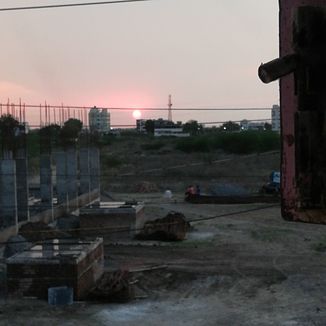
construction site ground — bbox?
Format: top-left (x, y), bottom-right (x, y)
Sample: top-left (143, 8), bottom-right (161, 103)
top-left (0, 192), bottom-right (325, 325)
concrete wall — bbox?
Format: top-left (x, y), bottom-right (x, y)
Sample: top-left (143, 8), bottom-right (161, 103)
top-left (79, 147), bottom-right (90, 195)
top-left (0, 142), bottom-right (101, 244)
top-left (0, 189), bottom-right (100, 244)
top-left (80, 205), bottom-right (144, 241)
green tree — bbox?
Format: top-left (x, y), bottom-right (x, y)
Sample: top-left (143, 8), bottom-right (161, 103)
top-left (60, 118), bottom-right (83, 146)
top-left (220, 121), bottom-right (241, 132)
top-left (40, 124), bottom-right (61, 151)
top-left (264, 122), bottom-right (272, 131)
top-left (145, 120), bottom-right (155, 134)
top-left (183, 120), bottom-right (203, 135)
top-left (0, 114), bottom-right (20, 154)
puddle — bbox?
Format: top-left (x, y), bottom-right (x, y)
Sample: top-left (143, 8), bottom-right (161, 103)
top-left (94, 300), bottom-right (208, 325)
top-left (95, 302), bottom-right (153, 323)
top-left (187, 231), bottom-right (215, 241)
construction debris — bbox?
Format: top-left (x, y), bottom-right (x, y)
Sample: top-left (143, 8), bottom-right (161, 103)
top-left (129, 265), bottom-right (168, 273)
top-left (18, 222), bottom-right (68, 242)
top-left (135, 181), bottom-right (159, 193)
top-left (136, 211), bottom-right (190, 241)
top-left (89, 270), bottom-right (135, 303)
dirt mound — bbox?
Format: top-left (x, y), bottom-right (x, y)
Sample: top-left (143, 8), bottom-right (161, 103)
top-left (137, 211), bottom-right (190, 241)
top-left (19, 222), bottom-right (68, 242)
top-left (56, 215), bottom-right (80, 237)
top-left (135, 181), bottom-right (159, 193)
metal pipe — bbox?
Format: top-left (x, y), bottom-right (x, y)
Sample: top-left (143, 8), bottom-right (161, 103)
top-left (258, 54), bottom-right (299, 83)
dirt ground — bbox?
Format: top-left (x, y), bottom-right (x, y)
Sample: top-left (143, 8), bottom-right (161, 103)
top-left (100, 138), bottom-right (280, 193)
top-left (0, 192), bottom-right (325, 325)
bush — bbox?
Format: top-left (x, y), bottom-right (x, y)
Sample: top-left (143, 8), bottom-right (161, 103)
top-left (141, 141), bottom-right (165, 151)
top-left (175, 131), bottom-right (280, 154)
top-left (27, 131), bottom-right (40, 158)
top-left (175, 136), bottom-right (211, 153)
top-left (103, 155), bottom-right (122, 168)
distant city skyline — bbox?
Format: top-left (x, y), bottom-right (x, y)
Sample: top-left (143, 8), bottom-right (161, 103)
top-left (0, 0), bottom-right (279, 126)
top-left (0, 100), bottom-right (276, 129)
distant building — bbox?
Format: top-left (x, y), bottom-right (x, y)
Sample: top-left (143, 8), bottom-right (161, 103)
top-left (240, 120), bottom-right (265, 131)
top-left (154, 119), bottom-right (177, 129)
top-left (271, 105), bottom-right (280, 132)
top-left (154, 128), bottom-right (190, 137)
top-left (136, 119), bottom-right (147, 133)
top-left (136, 118), bottom-right (182, 133)
top-left (88, 106), bottom-right (110, 133)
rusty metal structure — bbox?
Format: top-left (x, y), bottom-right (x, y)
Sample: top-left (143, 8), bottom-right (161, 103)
top-left (260, 0), bottom-right (326, 224)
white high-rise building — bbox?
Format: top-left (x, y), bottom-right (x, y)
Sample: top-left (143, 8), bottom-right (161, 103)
top-left (271, 105), bottom-right (280, 132)
top-left (89, 106), bottom-right (111, 133)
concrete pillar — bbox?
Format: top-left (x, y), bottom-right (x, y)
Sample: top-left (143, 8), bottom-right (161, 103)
top-left (55, 151), bottom-right (67, 205)
top-left (40, 154), bottom-right (53, 209)
top-left (0, 159), bottom-right (18, 228)
top-left (15, 148), bottom-right (29, 222)
top-left (89, 147), bottom-right (100, 191)
top-left (40, 127), bottom-right (54, 214)
top-left (79, 147), bottom-right (90, 195)
top-left (66, 147), bottom-right (78, 207)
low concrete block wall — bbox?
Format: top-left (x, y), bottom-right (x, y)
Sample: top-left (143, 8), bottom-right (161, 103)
top-left (7, 238), bottom-right (104, 300)
top-left (80, 203), bottom-right (144, 241)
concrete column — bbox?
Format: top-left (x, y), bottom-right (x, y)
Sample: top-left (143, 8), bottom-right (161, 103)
top-left (40, 154), bottom-right (53, 209)
top-left (79, 147), bottom-right (90, 195)
top-left (0, 159), bottom-right (18, 228)
top-left (15, 148), bottom-right (29, 222)
top-left (55, 151), bottom-right (67, 205)
top-left (66, 147), bottom-right (78, 207)
top-left (89, 147), bottom-right (100, 191)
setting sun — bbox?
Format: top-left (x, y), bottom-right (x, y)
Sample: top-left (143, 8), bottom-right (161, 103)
top-left (132, 110), bottom-right (142, 119)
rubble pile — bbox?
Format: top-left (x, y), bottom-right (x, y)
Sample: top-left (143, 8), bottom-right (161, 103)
top-left (89, 270), bottom-right (135, 302)
top-left (137, 211), bottom-right (190, 241)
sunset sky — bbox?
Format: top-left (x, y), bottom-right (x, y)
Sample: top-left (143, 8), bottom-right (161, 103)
top-left (0, 0), bottom-right (279, 126)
